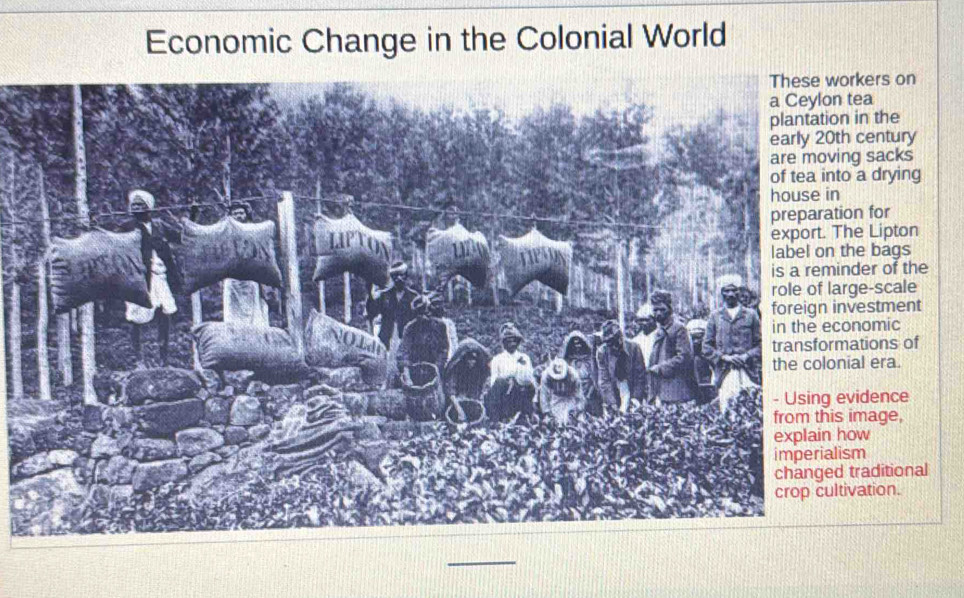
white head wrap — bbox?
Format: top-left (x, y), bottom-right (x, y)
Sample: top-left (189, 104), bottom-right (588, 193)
top-left (128, 189), bottom-right (156, 211)
top-left (716, 274), bottom-right (743, 292)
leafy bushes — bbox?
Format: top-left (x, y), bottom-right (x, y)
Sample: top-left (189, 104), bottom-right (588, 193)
top-left (79, 390), bottom-right (762, 534)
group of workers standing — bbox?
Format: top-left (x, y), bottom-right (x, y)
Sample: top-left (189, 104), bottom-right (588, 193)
top-left (367, 256), bottom-right (763, 425)
top-left (115, 188), bottom-right (762, 426)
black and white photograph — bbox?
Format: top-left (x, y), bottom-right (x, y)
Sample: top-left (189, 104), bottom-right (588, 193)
top-left (1, 77), bottom-right (761, 537)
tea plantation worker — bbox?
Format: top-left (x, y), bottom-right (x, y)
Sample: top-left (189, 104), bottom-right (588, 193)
top-left (366, 259), bottom-right (419, 350)
top-left (595, 319), bottom-right (647, 413)
top-left (538, 358), bottom-right (586, 424)
top-left (647, 290), bottom-right (700, 405)
top-left (396, 292), bottom-right (451, 382)
top-left (442, 338), bottom-right (491, 423)
top-left (686, 319), bottom-right (717, 405)
top-left (632, 302), bottom-right (659, 365)
top-left (703, 274), bottom-right (762, 412)
top-left (561, 331), bottom-right (602, 416)
top-left (428, 293), bottom-right (459, 361)
top-left (740, 285), bottom-right (762, 320)
top-left (484, 322), bottom-right (537, 422)
top-left (124, 189), bottom-right (183, 366)
top-left (222, 200), bottom-right (275, 326)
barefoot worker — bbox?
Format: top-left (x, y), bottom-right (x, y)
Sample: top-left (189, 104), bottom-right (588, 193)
top-left (703, 275), bottom-right (762, 411)
top-left (485, 322), bottom-right (537, 422)
top-left (124, 189), bottom-right (183, 366)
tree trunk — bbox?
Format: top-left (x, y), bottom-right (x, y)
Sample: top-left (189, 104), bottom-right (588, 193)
top-left (73, 84), bottom-right (97, 406)
top-left (278, 192), bottom-right (304, 355)
top-left (4, 160), bottom-right (23, 401)
top-left (36, 167), bottom-right (52, 400)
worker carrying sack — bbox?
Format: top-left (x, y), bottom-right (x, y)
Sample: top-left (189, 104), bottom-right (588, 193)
top-left (312, 213), bottom-right (393, 286)
top-left (499, 228), bottom-right (573, 297)
top-left (193, 321), bottom-right (306, 378)
top-left (49, 228), bottom-right (151, 314)
top-left (304, 310), bottom-right (389, 387)
top-left (425, 223), bottom-right (490, 288)
top-left (177, 217), bottom-right (284, 294)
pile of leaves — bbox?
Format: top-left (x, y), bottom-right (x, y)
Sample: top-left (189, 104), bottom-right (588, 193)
top-left (79, 390), bottom-right (762, 534)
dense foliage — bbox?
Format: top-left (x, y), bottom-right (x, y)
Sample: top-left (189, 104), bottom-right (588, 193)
top-left (78, 390), bottom-right (762, 534)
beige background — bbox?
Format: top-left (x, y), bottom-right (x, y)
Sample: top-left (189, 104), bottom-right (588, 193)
top-left (0, 0), bottom-right (961, 595)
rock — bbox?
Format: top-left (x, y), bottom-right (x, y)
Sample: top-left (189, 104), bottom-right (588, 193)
top-left (246, 381), bottom-right (271, 396)
top-left (8, 422), bottom-right (38, 462)
top-left (73, 456), bottom-right (96, 485)
top-left (82, 404), bottom-right (106, 432)
top-left (268, 383), bottom-right (303, 401)
top-left (263, 384), bottom-right (304, 420)
top-left (90, 432), bottom-right (133, 459)
top-left (125, 367), bottom-right (202, 405)
top-left (196, 389), bottom-right (211, 401)
top-left (11, 450), bottom-right (79, 481)
top-left (215, 445), bottom-right (240, 459)
top-left (96, 455), bottom-right (137, 485)
top-left (126, 438), bottom-right (177, 461)
top-left (326, 366), bottom-right (366, 390)
top-left (188, 452), bottom-right (222, 474)
top-left (417, 421), bottom-right (445, 436)
top-left (248, 424), bottom-right (271, 441)
top-left (355, 421), bottom-right (382, 441)
top-left (219, 385), bottom-right (236, 398)
top-left (347, 461), bottom-right (384, 491)
top-left (379, 420), bottom-right (417, 440)
top-left (224, 426), bottom-right (249, 445)
top-left (9, 468), bottom-right (86, 536)
top-left (132, 459), bottom-right (189, 493)
top-left (204, 397), bottom-right (232, 425)
top-left (102, 406), bottom-right (134, 432)
top-left (224, 370), bottom-right (255, 389)
top-left (304, 384), bottom-right (340, 399)
top-left (110, 485), bottom-right (135, 504)
top-left (94, 370), bottom-right (123, 403)
top-left (337, 393), bottom-right (369, 417)
top-left (230, 395), bottom-right (262, 426)
top-left (186, 446), bottom-right (279, 504)
top-left (87, 484), bottom-right (111, 510)
top-left (199, 369), bottom-right (221, 391)
top-left (365, 389), bottom-right (408, 420)
top-left (132, 399), bottom-right (204, 437)
top-left (176, 428), bottom-right (225, 457)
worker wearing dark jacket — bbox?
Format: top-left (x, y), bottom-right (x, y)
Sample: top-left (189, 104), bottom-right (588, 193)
top-left (648, 290), bottom-right (700, 404)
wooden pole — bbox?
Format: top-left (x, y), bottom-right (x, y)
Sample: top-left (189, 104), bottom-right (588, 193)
top-left (342, 271), bottom-right (351, 323)
top-left (4, 160), bottom-right (23, 401)
top-left (57, 314), bottom-right (72, 386)
top-left (605, 276), bottom-right (612, 313)
top-left (615, 241), bottom-right (625, 332)
top-left (278, 191), bottom-right (304, 355)
top-left (36, 167), bottom-right (51, 400)
top-left (73, 84), bottom-right (96, 405)
top-left (191, 292), bottom-right (203, 370)
top-left (315, 186), bottom-right (326, 315)
top-left (490, 241), bottom-right (500, 307)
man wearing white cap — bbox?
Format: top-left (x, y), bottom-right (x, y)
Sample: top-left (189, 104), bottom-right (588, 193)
top-left (484, 322), bottom-right (537, 421)
top-left (125, 189), bottom-right (183, 365)
top-left (703, 274), bottom-right (762, 411)
top-left (632, 302), bottom-right (659, 373)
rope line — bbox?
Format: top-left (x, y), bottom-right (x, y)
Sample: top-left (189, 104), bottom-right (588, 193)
top-left (0, 192), bottom-right (730, 235)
